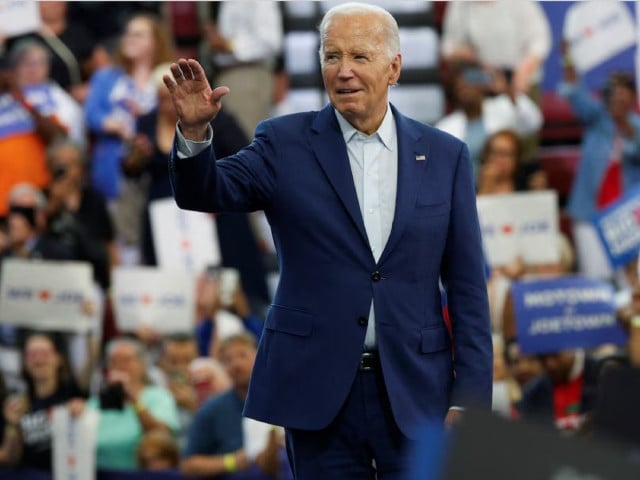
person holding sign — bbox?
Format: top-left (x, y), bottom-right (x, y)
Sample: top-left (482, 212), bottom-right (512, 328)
top-left (560, 50), bottom-right (640, 280)
top-left (165, 3), bottom-right (492, 477)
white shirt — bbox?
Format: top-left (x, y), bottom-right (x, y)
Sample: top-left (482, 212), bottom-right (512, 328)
top-left (215, 1), bottom-right (283, 67)
top-left (334, 107), bottom-right (398, 349)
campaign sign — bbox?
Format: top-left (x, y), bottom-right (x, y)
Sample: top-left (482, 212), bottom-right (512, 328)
top-left (0, 260), bottom-right (94, 332)
top-left (511, 276), bottom-right (627, 355)
top-left (52, 406), bottom-right (98, 480)
top-left (563, 0), bottom-right (636, 73)
top-left (476, 191), bottom-right (559, 267)
top-left (0, 0), bottom-right (40, 37)
top-left (150, 197), bottom-right (221, 273)
top-left (594, 184), bottom-right (640, 269)
top-left (113, 267), bottom-right (195, 333)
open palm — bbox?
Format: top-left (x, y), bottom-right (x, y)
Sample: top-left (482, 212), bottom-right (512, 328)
top-left (163, 58), bottom-right (229, 140)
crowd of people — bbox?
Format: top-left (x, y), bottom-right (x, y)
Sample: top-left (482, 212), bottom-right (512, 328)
top-left (0, 0), bottom-right (638, 477)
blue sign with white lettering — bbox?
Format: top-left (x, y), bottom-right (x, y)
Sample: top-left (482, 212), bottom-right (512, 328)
top-left (512, 276), bottom-right (627, 354)
top-left (593, 184), bottom-right (640, 269)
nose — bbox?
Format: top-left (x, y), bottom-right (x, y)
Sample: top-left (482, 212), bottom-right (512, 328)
top-left (336, 58), bottom-right (354, 78)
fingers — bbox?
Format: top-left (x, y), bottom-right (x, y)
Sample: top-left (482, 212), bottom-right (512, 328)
top-left (211, 86), bottom-right (231, 105)
top-left (187, 59), bottom-right (208, 82)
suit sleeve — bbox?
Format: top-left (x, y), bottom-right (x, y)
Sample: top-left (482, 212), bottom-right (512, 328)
top-left (440, 143), bottom-right (493, 410)
top-left (169, 120), bottom-right (278, 213)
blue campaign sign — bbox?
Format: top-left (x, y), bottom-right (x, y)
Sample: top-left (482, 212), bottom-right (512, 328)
top-left (511, 276), bottom-right (627, 354)
top-left (593, 183), bottom-right (640, 269)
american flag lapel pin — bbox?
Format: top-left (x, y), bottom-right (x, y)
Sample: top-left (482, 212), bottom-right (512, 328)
top-left (415, 154), bottom-right (426, 161)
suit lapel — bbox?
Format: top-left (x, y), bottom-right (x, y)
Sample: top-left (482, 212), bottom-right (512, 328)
top-left (309, 105), bottom-right (369, 247)
top-left (379, 106), bottom-right (429, 265)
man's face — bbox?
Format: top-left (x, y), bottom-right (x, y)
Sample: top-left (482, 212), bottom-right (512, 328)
top-left (220, 341), bottom-right (256, 391)
top-left (7, 193), bottom-right (40, 247)
top-left (321, 12), bottom-right (401, 134)
top-left (540, 351), bottom-right (575, 385)
top-left (109, 343), bottom-right (144, 380)
top-left (607, 84), bottom-right (635, 121)
top-left (161, 340), bottom-right (198, 376)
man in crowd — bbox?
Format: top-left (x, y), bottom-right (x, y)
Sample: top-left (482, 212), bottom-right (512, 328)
top-left (165, 3), bottom-right (492, 478)
top-left (181, 333), bottom-right (281, 477)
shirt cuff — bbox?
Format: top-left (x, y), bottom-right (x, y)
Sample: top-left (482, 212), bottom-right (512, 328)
top-left (175, 122), bottom-right (213, 159)
top-left (448, 406), bottom-right (465, 412)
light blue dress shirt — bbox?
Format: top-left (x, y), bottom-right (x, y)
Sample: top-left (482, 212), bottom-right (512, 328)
top-left (334, 107), bottom-right (398, 349)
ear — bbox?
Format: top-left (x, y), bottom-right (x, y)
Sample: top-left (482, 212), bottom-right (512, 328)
top-left (389, 53), bottom-right (402, 86)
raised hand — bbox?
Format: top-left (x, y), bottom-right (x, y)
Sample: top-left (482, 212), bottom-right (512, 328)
top-left (163, 58), bottom-right (230, 141)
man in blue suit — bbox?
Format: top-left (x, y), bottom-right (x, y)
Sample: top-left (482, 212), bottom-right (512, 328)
top-left (164, 3), bottom-right (491, 479)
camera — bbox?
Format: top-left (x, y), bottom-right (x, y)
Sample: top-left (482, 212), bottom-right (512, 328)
top-left (99, 382), bottom-right (125, 410)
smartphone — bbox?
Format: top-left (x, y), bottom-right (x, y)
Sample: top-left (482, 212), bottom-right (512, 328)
top-left (219, 268), bottom-right (240, 307)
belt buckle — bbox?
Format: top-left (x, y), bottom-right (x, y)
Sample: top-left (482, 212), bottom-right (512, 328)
top-left (360, 352), bottom-right (376, 371)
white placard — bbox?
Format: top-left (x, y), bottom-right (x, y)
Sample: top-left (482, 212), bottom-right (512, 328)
top-left (564, 0), bottom-right (636, 73)
top-left (242, 418), bottom-right (284, 462)
top-left (0, 260), bottom-right (94, 332)
top-left (0, 0), bottom-right (40, 37)
top-left (150, 197), bottom-right (221, 273)
top-left (52, 406), bottom-right (98, 480)
top-left (112, 267), bottom-right (196, 333)
top-left (477, 191), bottom-right (559, 268)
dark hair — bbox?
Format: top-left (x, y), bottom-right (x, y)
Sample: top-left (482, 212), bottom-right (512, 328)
top-left (602, 71), bottom-right (635, 103)
top-left (480, 129), bottom-right (524, 169)
top-left (20, 331), bottom-right (72, 400)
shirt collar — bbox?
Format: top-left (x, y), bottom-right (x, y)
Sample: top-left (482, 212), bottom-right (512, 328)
top-left (334, 105), bottom-right (395, 152)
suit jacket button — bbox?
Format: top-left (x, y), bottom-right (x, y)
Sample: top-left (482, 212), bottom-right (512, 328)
top-left (358, 316), bottom-right (368, 326)
top-left (371, 271), bottom-right (381, 282)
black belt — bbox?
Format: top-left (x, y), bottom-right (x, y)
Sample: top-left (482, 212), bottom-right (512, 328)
top-left (359, 351), bottom-right (380, 371)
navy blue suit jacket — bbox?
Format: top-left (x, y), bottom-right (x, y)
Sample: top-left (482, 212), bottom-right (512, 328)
top-left (170, 104), bottom-right (492, 438)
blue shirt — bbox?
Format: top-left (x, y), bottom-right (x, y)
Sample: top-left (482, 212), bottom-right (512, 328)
top-left (183, 389), bottom-right (244, 457)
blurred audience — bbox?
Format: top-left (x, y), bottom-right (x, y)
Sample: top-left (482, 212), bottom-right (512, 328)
top-left (84, 337), bottom-right (178, 470)
top-left (0, 50), bottom-right (67, 218)
top-left (181, 333), bottom-right (281, 478)
top-left (1, 183), bottom-right (70, 261)
top-left (560, 59), bottom-right (640, 280)
top-left (156, 334), bottom-right (199, 451)
top-left (200, 1), bottom-right (283, 138)
top-left (10, 39), bottom-right (85, 147)
top-left (441, 0), bottom-right (551, 97)
top-left (45, 139), bottom-right (114, 290)
top-left (5, 332), bottom-right (85, 471)
top-left (436, 63), bottom-right (542, 175)
top-left (84, 12), bottom-right (176, 264)
top-left (137, 429), bottom-right (180, 471)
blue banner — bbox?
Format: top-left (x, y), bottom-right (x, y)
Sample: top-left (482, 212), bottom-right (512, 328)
top-left (512, 276), bottom-right (627, 354)
top-left (593, 184), bottom-right (640, 269)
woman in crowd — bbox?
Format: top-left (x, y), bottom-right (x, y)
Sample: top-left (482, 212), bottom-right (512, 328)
top-left (84, 13), bottom-right (175, 263)
top-left (82, 337), bottom-right (178, 470)
top-left (3, 332), bottom-right (84, 471)
top-left (476, 129), bottom-right (525, 196)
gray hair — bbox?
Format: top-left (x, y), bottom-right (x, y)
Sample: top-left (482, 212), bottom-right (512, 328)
top-left (8, 183), bottom-right (47, 211)
top-left (106, 337), bottom-right (148, 367)
top-left (318, 2), bottom-right (400, 65)
top-left (46, 137), bottom-right (87, 169)
top-left (8, 38), bottom-right (51, 69)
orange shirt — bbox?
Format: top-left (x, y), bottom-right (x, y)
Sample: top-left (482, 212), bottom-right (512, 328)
top-left (0, 132), bottom-right (50, 217)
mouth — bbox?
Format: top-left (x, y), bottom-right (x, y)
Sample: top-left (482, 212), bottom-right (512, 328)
top-left (336, 89), bottom-right (360, 95)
